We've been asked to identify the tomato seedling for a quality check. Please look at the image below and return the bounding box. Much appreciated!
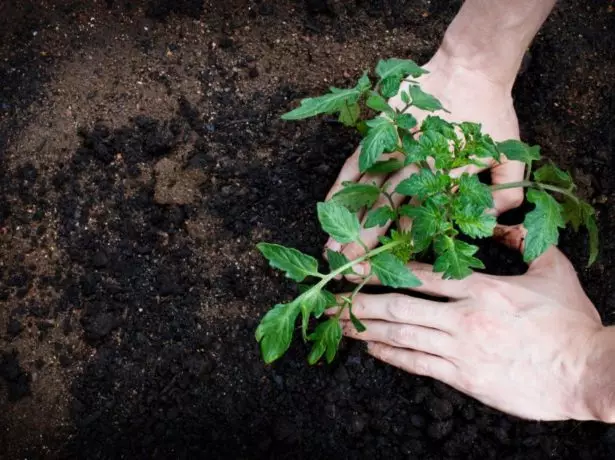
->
[256,58,599,365]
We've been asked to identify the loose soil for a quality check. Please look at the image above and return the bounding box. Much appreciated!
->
[1,1,615,459]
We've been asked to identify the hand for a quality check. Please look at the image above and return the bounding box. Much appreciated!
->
[330,225,605,421]
[324,50,525,260]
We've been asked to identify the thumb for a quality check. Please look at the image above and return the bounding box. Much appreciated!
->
[493,224,560,271]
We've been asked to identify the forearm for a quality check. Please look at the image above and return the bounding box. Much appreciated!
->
[434,0,557,88]
[582,326,615,423]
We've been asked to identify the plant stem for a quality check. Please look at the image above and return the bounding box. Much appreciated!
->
[491,180,579,202]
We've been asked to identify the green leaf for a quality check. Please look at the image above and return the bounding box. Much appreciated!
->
[381,77,401,98]
[533,163,574,190]
[433,236,484,280]
[307,317,343,364]
[452,201,496,238]
[365,158,404,174]
[317,201,361,243]
[561,198,599,266]
[401,90,410,104]
[378,230,414,263]
[376,58,427,81]
[327,249,353,275]
[418,130,452,169]
[256,301,301,363]
[257,243,320,282]
[401,133,426,164]
[299,288,337,339]
[400,197,448,252]
[349,305,366,332]
[457,173,494,209]
[523,189,565,262]
[338,101,360,127]
[359,117,399,172]
[584,205,599,266]
[409,85,445,112]
[282,87,362,120]
[331,183,381,212]
[371,252,422,288]
[395,169,451,199]
[356,73,372,92]
[421,116,456,138]
[365,206,396,228]
[396,113,418,130]
[366,92,393,113]
[496,140,541,164]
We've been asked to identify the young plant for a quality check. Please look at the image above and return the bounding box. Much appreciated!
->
[255,58,599,365]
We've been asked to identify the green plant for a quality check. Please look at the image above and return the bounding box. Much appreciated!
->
[255,59,599,365]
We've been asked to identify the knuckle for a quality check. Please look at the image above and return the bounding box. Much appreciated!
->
[410,356,431,376]
[386,294,412,321]
[391,325,415,347]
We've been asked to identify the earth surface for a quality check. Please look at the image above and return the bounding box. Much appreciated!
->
[1,0,615,458]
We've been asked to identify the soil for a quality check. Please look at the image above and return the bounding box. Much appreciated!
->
[1,0,615,458]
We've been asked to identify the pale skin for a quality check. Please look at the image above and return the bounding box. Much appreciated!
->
[325,0,615,422]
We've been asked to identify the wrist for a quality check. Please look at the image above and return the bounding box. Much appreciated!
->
[579,326,615,423]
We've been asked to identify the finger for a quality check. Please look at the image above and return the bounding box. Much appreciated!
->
[341,163,420,260]
[332,292,462,332]
[490,160,525,214]
[493,223,561,271]
[345,262,474,300]
[367,342,457,384]
[341,319,455,357]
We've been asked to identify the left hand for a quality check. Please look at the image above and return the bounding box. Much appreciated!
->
[329,225,604,421]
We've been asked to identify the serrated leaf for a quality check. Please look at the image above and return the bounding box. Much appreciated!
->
[365,158,404,174]
[359,117,399,172]
[317,201,361,243]
[331,183,381,212]
[396,113,418,130]
[433,236,484,280]
[457,173,494,209]
[365,206,396,228]
[452,201,496,238]
[338,101,360,127]
[327,249,353,275]
[381,76,402,98]
[356,73,372,92]
[533,163,574,190]
[371,252,421,288]
[401,91,410,104]
[523,189,565,262]
[401,133,426,164]
[307,317,343,364]
[256,301,301,363]
[496,140,541,164]
[421,116,456,138]
[282,87,362,120]
[400,197,447,252]
[257,243,320,282]
[378,229,414,263]
[299,288,337,339]
[409,85,445,112]
[366,92,393,113]
[396,169,451,198]
[418,130,452,169]
[349,305,366,332]
[561,198,599,266]
[376,58,427,81]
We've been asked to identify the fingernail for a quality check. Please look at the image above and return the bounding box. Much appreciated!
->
[327,239,341,252]
[353,263,366,276]
[325,307,337,316]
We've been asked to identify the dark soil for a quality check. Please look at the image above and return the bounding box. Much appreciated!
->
[1,1,615,459]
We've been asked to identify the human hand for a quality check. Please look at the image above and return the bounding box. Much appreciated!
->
[330,225,605,421]
[324,50,524,260]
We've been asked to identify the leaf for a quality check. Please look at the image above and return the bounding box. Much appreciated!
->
[299,288,337,339]
[356,73,372,92]
[256,301,301,363]
[561,198,599,266]
[307,317,343,364]
[365,158,404,174]
[433,236,484,280]
[496,140,541,164]
[401,91,410,104]
[317,201,361,243]
[401,133,427,164]
[380,77,401,98]
[331,183,381,212]
[533,163,574,190]
[584,205,599,266]
[409,85,445,112]
[452,201,497,238]
[371,252,422,288]
[359,117,399,172]
[349,305,366,332]
[376,58,426,81]
[257,243,320,282]
[395,169,451,199]
[338,101,360,127]
[417,130,452,169]
[396,113,418,130]
[378,229,414,263]
[400,197,447,252]
[523,189,565,262]
[457,173,494,209]
[421,116,456,138]
[365,206,396,228]
[366,92,393,114]
[282,87,362,120]
[327,249,353,275]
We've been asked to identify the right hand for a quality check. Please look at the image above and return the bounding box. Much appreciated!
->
[324,50,525,260]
